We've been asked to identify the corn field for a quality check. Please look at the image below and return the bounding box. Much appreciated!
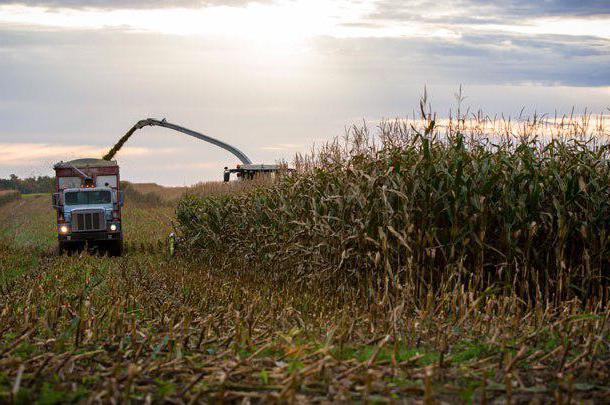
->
[178,107,610,306]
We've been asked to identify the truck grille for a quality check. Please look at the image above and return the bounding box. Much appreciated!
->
[72,210,105,232]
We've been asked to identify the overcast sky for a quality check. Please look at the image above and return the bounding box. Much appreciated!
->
[1,0,609,185]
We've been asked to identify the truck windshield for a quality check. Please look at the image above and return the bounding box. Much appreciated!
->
[65,190,111,205]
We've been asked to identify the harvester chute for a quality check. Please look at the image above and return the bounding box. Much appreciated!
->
[103,118,287,181]
[103,118,252,165]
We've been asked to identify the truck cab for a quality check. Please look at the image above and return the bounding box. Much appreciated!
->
[52,159,124,256]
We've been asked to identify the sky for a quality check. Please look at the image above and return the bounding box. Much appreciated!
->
[0,0,609,185]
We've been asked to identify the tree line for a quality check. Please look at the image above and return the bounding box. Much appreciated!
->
[0,174,54,194]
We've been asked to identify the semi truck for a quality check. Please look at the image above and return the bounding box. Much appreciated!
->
[52,158,124,256]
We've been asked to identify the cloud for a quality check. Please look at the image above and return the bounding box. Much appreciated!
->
[260,143,304,151]
[160,161,227,169]
[360,1,610,41]
[467,0,610,18]
[2,0,608,17]
[313,30,610,87]
[369,0,610,22]
[0,143,169,165]
[1,1,608,42]
[0,0,271,9]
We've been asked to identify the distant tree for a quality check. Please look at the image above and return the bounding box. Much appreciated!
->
[0,174,54,194]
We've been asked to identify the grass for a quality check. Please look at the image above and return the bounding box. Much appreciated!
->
[22,193,50,199]
[0,102,609,402]
[0,194,55,250]
[0,189,20,206]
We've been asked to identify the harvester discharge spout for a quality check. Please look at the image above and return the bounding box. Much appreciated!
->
[103,118,252,165]
[105,118,290,182]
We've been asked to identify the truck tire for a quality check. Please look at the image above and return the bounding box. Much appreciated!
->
[59,241,80,256]
[109,240,123,257]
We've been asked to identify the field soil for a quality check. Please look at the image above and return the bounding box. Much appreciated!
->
[1,192,609,403]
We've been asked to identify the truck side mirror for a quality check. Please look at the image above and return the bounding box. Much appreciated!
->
[223,170,230,182]
[51,193,61,209]
[119,191,125,206]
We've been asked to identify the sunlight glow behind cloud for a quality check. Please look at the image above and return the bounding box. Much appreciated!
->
[0,1,373,45]
[1,1,609,42]
[0,1,467,44]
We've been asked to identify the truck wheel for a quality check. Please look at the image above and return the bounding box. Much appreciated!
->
[109,240,123,257]
[59,241,78,256]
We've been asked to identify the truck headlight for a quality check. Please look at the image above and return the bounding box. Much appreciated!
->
[60,225,69,234]
[110,224,117,231]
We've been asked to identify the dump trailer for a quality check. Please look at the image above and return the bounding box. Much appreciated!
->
[52,158,124,256]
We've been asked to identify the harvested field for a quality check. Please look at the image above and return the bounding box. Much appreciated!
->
[1,241,608,403]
